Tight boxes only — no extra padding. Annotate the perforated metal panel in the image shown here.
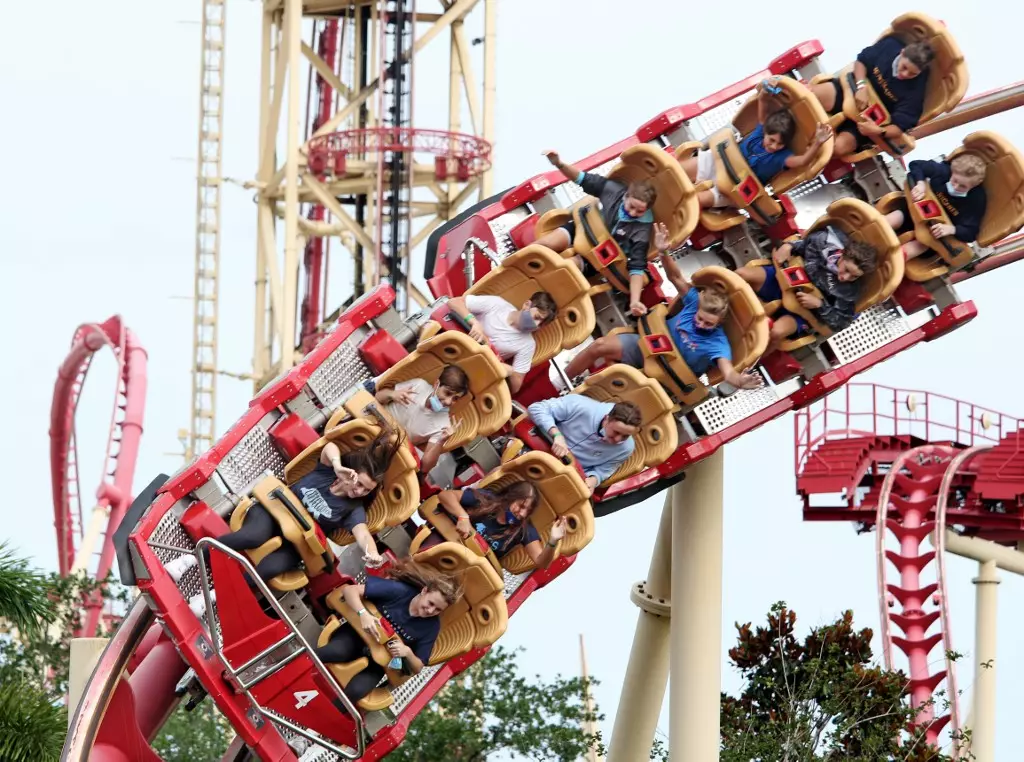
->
[561,159,619,206]
[827,303,911,365]
[217,413,287,496]
[692,96,748,140]
[388,664,443,713]
[692,374,780,434]
[503,570,530,597]
[487,211,526,262]
[307,340,373,410]
[147,511,203,601]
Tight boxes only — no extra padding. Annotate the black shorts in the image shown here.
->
[889,196,915,235]
[560,220,598,277]
[825,78,875,153]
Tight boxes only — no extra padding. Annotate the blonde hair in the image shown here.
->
[386,557,464,606]
[698,287,730,317]
[951,153,987,182]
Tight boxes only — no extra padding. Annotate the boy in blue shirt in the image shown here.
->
[882,152,988,260]
[810,38,934,157]
[679,78,832,210]
[562,224,760,391]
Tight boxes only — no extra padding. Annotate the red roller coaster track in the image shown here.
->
[49,316,147,636]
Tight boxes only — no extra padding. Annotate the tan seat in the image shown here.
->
[731,76,834,194]
[576,364,678,486]
[817,12,968,163]
[408,451,593,576]
[637,267,768,407]
[321,542,508,709]
[286,409,420,545]
[228,475,335,592]
[465,244,596,366]
[762,198,902,338]
[535,145,699,293]
[342,331,511,451]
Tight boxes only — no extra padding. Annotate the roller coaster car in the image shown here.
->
[533,144,700,293]
[319,542,508,711]
[675,77,833,232]
[876,131,1024,282]
[636,269,769,408]
[287,406,421,545]
[228,475,337,592]
[748,198,903,351]
[348,330,512,451]
[812,11,967,163]
[407,451,594,576]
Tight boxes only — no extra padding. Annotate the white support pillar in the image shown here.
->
[281,0,302,371]
[608,493,673,761]
[670,448,725,761]
[68,637,109,727]
[970,559,999,762]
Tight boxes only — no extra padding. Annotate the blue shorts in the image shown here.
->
[756,266,810,336]
[616,333,645,368]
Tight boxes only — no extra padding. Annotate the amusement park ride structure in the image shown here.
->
[51,6,1024,762]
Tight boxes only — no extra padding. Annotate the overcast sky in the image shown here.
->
[4,0,1023,757]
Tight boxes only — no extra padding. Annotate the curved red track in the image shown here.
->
[50,316,147,635]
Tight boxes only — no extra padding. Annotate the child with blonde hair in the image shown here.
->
[883,152,988,260]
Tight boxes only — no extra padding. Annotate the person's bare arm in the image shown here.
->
[653,222,692,296]
[716,358,760,390]
[341,583,381,639]
[543,150,584,182]
[784,124,834,170]
[350,523,382,566]
[419,439,446,474]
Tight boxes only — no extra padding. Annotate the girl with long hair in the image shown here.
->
[315,557,464,702]
[166,429,406,615]
[436,480,566,569]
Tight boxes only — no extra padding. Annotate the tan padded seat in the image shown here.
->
[774,198,903,336]
[818,12,967,163]
[576,364,678,486]
[704,127,783,229]
[409,451,593,576]
[285,413,420,545]
[466,244,596,366]
[637,267,768,407]
[228,475,335,592]
[731,76,834,194]
[676,137,747,233]
[353,331,512,450]
[322,542,508,711]
[607,144,700,251]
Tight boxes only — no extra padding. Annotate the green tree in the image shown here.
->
[0,545,71,762]
[716,602,969,762]
[388,645,604,762]
[151,700,233,762]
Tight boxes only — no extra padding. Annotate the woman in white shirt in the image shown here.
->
[374,364,469,473]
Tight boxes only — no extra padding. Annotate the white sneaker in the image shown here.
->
[288,736,313,755]
[188,590,216,617]
[166,554,198,583]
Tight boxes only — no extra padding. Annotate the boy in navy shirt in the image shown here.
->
[562,224,760,391]
[536,148,658,318]
[679,78,832,210]
[810,38,935,157]
[883,153,988,259]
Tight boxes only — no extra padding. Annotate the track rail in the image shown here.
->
[50,316,147,634]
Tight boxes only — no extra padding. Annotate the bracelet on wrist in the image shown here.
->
[357,608,367,617]
[547,540,559,549]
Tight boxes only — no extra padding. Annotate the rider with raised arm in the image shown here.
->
[446,292,557,394]
[435,480,568,569]
[374,364,469,473]
[526,397,640,496]
[534,149,657,318]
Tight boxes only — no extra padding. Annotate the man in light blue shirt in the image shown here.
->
[527,396,641,495]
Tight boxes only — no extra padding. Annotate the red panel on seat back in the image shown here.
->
[508,213,539,250]
[269,412,320,461]
[359,330,409,376]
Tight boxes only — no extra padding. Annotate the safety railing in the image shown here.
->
[194,538,365,759]
[794,382,1023,478]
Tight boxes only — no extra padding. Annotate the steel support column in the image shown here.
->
[608,493,673,760]
[670,448,724,761]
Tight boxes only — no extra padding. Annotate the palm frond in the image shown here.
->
[0,544,53,633]
[0,679,66,762]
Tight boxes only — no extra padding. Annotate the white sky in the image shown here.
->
[3,0,1022,757]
